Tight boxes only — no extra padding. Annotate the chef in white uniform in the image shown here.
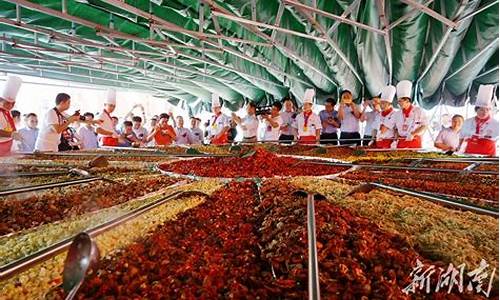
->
[293,89,321,144]
[460,84,499,156]
[374,85,397,149]
[0,76,23,156]
[208,94,231,144]
[394,80,428,148]
[97,89,120,146]
[233,102,259,143]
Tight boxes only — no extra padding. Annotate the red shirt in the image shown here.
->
[154,124,176,146]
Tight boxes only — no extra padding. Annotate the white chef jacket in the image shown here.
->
[293,112,321,138]
[208,113,230,137]
[375,109,397,140]
[97,110,115,144]
[261,115,283,141]
[340,105,361,133]
[240,115,259,138]
[394,106,428,137]
[35,108,66,152]
[461,117,499,141]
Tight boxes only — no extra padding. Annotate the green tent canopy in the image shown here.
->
[0,0,497,114]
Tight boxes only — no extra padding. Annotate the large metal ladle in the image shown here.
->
[62,232,100,300]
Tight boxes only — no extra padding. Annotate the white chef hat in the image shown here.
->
[106,88,116,105]
[1,76,22,103]
[380,85,396,103]
[304,88,315,104]
[211,94,221,108]
[396,80,413,99]
[475,84,495,109]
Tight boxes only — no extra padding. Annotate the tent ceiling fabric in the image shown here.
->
[0,0,497,113]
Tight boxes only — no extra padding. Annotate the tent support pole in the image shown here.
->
[399,0,457,28]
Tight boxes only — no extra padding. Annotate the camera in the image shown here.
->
[255,105,272,116]
[73,110,86,121]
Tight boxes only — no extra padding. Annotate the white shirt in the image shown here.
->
[375,109,397,140]
[280,111,296,136]
[190,128,203,144]
[35,108,66,152]
[340,105,361,133]
[293,111,321,137]
[363,110,379,137]
[0,110,14,143]
[435,127,460,150]
[78,125,98,150]
[261,115,283,141]
[17,127,39,152]
[175,127,192,144]
[240,115,259,138]
[208,113,230,137]
[133,126,148,141]
[394,106,428,137]
[97,110,115,144]
[461,117,499,141]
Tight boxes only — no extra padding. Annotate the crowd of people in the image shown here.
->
[0,76,498,156]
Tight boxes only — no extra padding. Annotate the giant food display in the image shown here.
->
[0,145,498,299]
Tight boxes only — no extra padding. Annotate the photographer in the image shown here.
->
[232,102,258,143]
[261,101,283,142]
[338,90,362,145]
[35,93,95,152]
[319,98,340,145]
[279,97,297,143]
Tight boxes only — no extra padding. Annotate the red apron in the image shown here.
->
[0,108,15,156]
[298,135,317,145]
[376,139,393,149]
[211,132,228,145]
[465,136,496,156]
[397,135,422,149]
[101,136,119,146]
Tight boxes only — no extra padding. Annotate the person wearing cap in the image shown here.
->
[96,89,120,146]
[460,85,499,156]
[260,101,283,142]
[360,95,381,146]
[319,98,340,145]
[146,113,176,146]
[233,102,259,143]
[434,115,464,153]
[174,116,193,145]
[189,117,203,145]
[0,76,23,156]
[279,97,297,143]
[35,93,84,152]
[208,94,231,144]
[374,85,398,149]
[338,90,362,145]
[293,89,321,144]
[394,80,428,149]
